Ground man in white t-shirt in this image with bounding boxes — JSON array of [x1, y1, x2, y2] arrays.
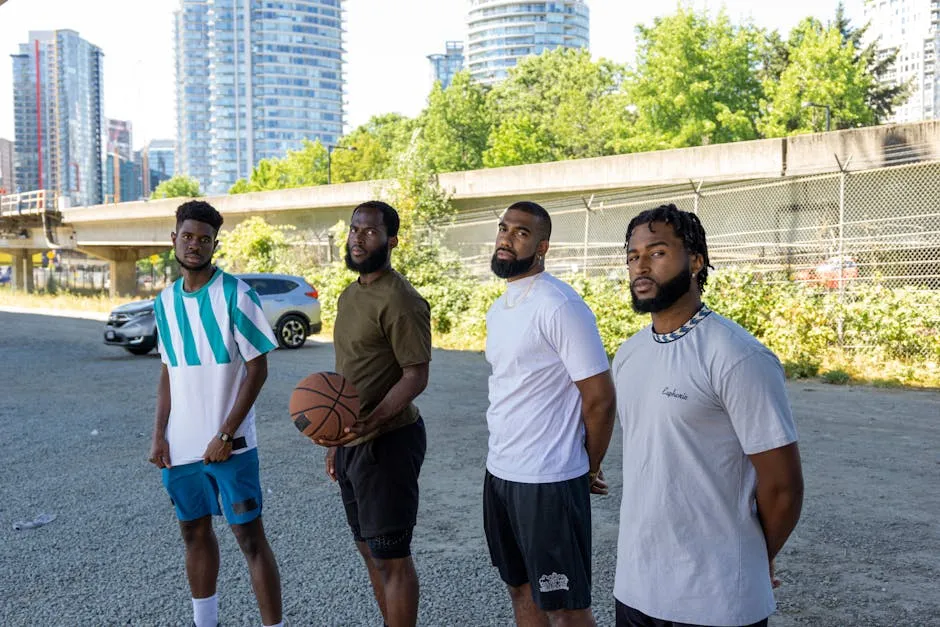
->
[[484, 201, 616, 626], [612, 203, 804, 627], [148, 201, 283, 627]]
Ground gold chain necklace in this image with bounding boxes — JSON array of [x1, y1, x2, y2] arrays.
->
[[505, 272, 542, 308]]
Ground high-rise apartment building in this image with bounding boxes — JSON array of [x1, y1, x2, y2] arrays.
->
[[466, 0, 589, 85], [11, 30, 104, 207], [175, 0, 212, 190], [137, 139, 176, 197], [176, 0, 345, 194], [428, 41, 465, 90], [0, 138, 15, 194], [104, 153, 141, 203], [864, 0, 939, 122]]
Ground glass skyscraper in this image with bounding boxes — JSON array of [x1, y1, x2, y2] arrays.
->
[[11, 30, 104, 207], [176, 0, 345, 194], [175, 0, 212, 190], [428, 41, 465, 90], [466, 0, 590, 85]]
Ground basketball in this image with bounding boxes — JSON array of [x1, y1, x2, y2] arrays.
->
[[289, 372, 359, 444]]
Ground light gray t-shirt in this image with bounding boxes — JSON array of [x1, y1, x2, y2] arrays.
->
[[612, 307, 798, 626], [485, 272, 610, 483]]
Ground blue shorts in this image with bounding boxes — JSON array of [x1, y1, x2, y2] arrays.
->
[[162, 448, 263, 526]]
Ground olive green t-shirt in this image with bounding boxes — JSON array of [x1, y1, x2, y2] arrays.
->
[[334, 270, 432, 445]]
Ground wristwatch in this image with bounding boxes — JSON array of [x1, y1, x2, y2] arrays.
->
[[217, 432, 233, 444]]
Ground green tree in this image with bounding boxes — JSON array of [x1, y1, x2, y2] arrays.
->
[[418, 71, 492, 173], [229, 140, 328, 193], [484, 48, 632, 167], [834, 1, 909, 121], [626, 8, 765, 151], [759, 17, 880, 136], [329, 114, 416, 183], [151, 175, 201, 199], [215, 216, 295, 273]]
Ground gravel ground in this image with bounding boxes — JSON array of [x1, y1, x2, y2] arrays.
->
[[1, 311, 938, 626]]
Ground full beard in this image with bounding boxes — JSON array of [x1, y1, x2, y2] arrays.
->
[[631, 267, 693, 313], [491, 251, 537, 279], [345, 242, 389, 274]]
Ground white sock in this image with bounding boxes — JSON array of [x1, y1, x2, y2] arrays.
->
[[192, 594, 218, 627], [262, 622, 283, 627]]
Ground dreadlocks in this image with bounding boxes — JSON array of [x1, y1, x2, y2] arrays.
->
[[625, 203, 713, 292]]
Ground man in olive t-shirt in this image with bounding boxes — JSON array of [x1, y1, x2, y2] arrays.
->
[[318, 200, 431, 627]]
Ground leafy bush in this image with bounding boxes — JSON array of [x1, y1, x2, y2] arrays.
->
[[782, 358, 821, 379], [822, 369, 851, 385], [216, 217, 295, 274]]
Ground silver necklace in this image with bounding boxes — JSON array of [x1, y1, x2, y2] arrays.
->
[[505, 272, 542, 308]]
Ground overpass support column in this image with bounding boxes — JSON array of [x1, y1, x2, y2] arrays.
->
[[78, 246, 168, 298], [10, 249, 35, 293], [110, 251, 139, 298]]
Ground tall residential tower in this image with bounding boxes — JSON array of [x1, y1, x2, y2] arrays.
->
[[175, 0, 345, 194], [11, 30, 104, 207], [428, 41, 465, 90], [466, 0, 589, 85]]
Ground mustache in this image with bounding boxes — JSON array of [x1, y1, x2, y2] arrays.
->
[[495, 247, 516, 256], [630, 277, 658, 288]]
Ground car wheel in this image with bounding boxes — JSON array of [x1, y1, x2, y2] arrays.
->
[[276, 314, 309, 349]]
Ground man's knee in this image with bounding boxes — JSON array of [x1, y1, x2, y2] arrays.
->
[[508, 583, 532, 603], [180, 516, 214, 547], [365, 528, 413, 561], [231, 518, 267, 557], [547, 608, 595, 627]]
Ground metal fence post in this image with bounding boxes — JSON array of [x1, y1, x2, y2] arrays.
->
[[581, 195, 594, 276], [834, 154, 853, 345], [690, 179, 704, 214]]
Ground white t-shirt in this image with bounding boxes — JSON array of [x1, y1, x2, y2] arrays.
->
[[155, 269, 277, 465], [611, 306, 798, 626], [485, 272, 610, 483]]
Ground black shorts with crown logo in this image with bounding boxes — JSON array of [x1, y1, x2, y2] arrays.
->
[[483, 470, 593, 611]]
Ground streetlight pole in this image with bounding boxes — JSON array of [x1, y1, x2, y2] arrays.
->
[[802, 101, 831, 132], [327, 144, 356, 185]]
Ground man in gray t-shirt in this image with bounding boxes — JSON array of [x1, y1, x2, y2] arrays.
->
[[612, 204, 804, 627]]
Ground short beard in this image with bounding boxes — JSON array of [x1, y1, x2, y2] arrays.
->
[[631, 267, 693, 313], [491, 252, 537, 279], [175, 253, 213, 273], [345, 242, 389, 274]]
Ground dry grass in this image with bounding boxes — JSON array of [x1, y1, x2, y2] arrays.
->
[[0, 288, 137, 313]]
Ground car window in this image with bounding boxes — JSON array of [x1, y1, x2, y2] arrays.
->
[[243, 278, 297, 296], [243, 279, 271, 295]]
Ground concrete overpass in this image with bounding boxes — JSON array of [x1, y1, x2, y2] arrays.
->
[[2, 120, 939, 295]]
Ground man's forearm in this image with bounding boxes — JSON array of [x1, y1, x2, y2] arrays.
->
[[575, 371, 616, 473], [583, 403, 615, 472], [220, 359, 267, 435], [153, 367, 171, 441], [368, 372, 427, 426], [756, 485, 803, 559]]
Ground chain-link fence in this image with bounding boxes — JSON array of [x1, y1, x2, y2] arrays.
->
[[442, 159, 940, 291], [440, 159, 940, 369]]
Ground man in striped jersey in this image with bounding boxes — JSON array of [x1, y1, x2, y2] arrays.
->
[[148, 201, 283, 627]]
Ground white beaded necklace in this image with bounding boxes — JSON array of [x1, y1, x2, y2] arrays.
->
[[505, 272, 543, 308]]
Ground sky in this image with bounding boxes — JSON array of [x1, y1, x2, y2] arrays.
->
[[0, 0, 866, 151]]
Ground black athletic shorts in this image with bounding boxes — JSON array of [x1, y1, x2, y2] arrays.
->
[[615, 601, 769, 627], [483, 470, 592, 611], [336, 418, 426, 547]]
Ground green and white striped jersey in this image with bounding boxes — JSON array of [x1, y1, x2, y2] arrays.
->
[[154, 269, 277, 465]]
